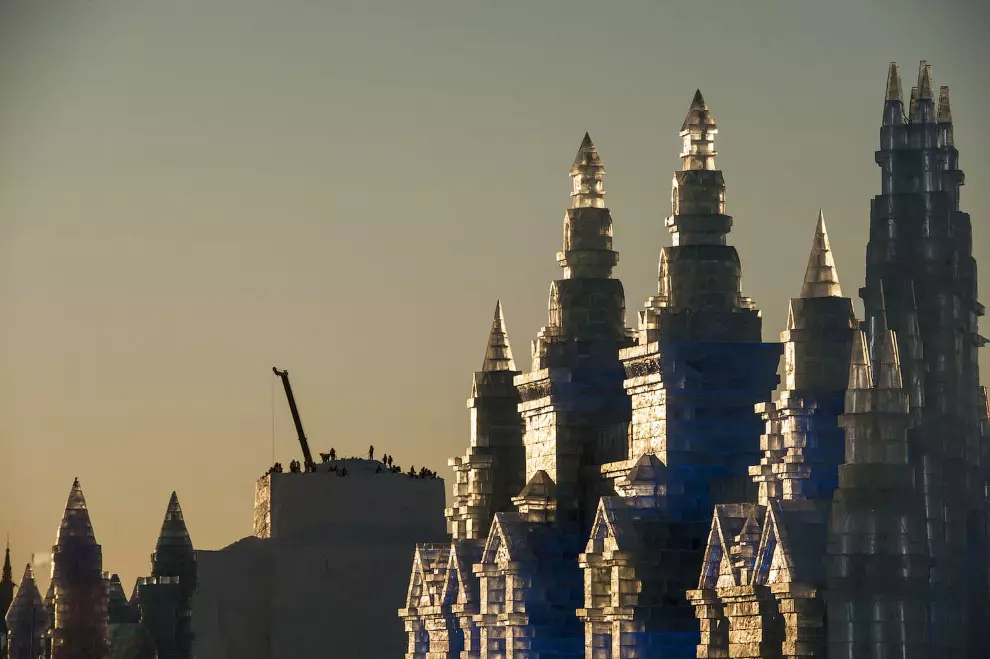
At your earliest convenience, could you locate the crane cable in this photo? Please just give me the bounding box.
[271,373,276,465]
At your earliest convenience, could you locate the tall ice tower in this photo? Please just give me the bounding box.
[514,133,636,531]
[864,60,987,658]
[621,90,782,506]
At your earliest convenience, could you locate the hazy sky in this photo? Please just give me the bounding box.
[1,0,988,592]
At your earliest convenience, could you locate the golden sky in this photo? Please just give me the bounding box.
[1,0,988,592]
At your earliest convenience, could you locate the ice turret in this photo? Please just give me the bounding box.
[912,61,935,123]
[883,62,905,126]
[50,478,108,659]
[800,211,842,299]
[751,212,856,504]
[863,279,890,376]
[5,564,47,659]
[937,86,953,142]
[148,492,197,659]
[447,302,525,541]
[570,133,605,209]
[874,326,902,392]
[555,132,622,282]
[680,90,718,171]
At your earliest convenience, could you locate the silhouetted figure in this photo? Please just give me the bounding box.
[369,445,374,461]
[320,453,330,464]
[330,448,336,461]
[289,460,300,473]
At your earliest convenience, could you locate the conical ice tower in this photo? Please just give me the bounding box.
[5,563,47,659]
[144,491,197,659]
[50,478,108,659]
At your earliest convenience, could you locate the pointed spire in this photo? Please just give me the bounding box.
[154,491,193,559]
[937,85,955,149]
[937,86,952,123]
[908,87,918,123]
[885,62,903,102]
[56,477,96,544]
[680,89,718,171]
[481,300,516,372]
[681,89,712,131]
[882,62,905,126]
[848,329,874,390]
[917,61,934,100]
[900,281,926,410]
[911,61,935,123]
[874,329,903,390]
[3,536,12,583]
[106,573,132,623]
[569,132,606,209]
[865,280,890,375]
[5,562,46,634]
[800,210,843,298]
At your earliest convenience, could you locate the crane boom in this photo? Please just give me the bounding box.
[272,366,315,471]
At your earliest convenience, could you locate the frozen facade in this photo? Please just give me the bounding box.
[399,60,989,659]
[3,480,198,659]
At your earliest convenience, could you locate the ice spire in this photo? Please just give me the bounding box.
[106,574,132,624]
[0,536,14,627]
[885,62,903,102]
[5,563,47,659]
[864,280,890,376]
[874,328,902,390]
[912,61,935,123]
[899,281,926,411]
[570,133,605,209]
[847,329,874,391]
[937,85,954,148]
[56,478,96,544]
[152,491,194,574]
[883,62,905,126]
[937,86,952,123]
[680,90,718,171]
[2,536,12,583]
[481,300,516,372]
[800,210,842,298]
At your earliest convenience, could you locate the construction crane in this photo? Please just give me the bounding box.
[272,366,316,472]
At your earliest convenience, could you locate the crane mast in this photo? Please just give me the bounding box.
[272,366,316,472]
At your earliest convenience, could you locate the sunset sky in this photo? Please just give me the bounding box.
[1,0,988,592]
